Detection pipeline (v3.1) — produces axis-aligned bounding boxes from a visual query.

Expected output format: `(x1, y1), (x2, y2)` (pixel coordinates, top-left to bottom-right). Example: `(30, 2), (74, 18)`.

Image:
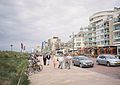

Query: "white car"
(96, 54), (120, 67)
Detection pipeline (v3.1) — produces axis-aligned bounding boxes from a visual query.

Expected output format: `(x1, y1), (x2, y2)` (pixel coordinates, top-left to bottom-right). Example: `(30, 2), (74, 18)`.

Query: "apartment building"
(112, 7), (120, 55)
(89, 10), (114, 47)
(86, 7), (120, 55)
(67, 7), (120, 55)
(74, 29), (85, 54)
(47, 37), (61, 54)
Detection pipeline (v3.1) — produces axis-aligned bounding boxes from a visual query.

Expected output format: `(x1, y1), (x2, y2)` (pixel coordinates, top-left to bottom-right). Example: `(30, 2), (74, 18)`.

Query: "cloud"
(0, 0), (119, 51)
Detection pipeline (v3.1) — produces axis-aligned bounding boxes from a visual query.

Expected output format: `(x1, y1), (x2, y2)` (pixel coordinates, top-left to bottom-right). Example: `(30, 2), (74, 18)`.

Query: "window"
(99, 56), (104, 59)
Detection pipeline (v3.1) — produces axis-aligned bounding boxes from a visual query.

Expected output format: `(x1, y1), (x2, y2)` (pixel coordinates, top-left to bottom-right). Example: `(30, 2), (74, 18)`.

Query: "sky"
(0, 0), (120, 52)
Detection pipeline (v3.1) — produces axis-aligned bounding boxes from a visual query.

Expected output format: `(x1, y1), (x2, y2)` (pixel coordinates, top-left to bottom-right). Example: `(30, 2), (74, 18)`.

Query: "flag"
(24, 46), (25, 50)
(21, 43), (23, 49)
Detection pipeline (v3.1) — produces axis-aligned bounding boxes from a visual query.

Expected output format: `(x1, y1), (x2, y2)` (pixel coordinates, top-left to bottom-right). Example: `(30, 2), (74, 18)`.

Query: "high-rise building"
(89, 10), (114, 47)
(87, 7), (120, 55)
(112, 7), (120, 55)
(67, 7), (120, 55)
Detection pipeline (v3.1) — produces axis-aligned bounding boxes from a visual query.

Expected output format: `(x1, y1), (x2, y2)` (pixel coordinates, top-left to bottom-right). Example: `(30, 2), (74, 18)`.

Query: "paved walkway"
(29, 63), (120, 85)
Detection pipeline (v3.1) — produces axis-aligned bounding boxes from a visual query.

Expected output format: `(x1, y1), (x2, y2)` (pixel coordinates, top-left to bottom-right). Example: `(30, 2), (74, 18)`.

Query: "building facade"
(47, 37), (61, 54)
(87, 7), (120, 55)
(89, 10), (114, 47)
(112, 7), (120, 55)
(67, 7), (120, 56)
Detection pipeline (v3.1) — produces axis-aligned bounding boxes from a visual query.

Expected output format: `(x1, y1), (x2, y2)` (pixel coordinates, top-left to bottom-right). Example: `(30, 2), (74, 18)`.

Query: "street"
(87, 58), (120, 79)
(29, 58), (120, 85)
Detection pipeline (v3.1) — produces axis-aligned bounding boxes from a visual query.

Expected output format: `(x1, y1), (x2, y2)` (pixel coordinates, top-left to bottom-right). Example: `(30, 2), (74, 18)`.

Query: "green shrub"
(0, 51), (29, 85)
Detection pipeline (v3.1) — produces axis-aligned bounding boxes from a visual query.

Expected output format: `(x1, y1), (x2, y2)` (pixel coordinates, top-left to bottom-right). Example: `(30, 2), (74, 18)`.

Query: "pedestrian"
(46, 54), (51, 65)
(58, 55), (64, 69)
(43, 54), (47, 65)
(53, 55), (58, 69)
(65, 54), (72, 69)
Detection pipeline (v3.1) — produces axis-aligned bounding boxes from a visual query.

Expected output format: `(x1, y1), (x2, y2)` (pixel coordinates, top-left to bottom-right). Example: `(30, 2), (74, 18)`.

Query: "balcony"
(113, 39), (120, 45)
(113, 36), (120, 40)
(113, 25), (120, 32)
(114, 18), (120, 23)
(113, 17), (120, 25)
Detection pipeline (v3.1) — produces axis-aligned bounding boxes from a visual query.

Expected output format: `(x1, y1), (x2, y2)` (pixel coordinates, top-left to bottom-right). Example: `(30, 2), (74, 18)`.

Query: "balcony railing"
(113, 26), (120, 31)
(114, 18), (120, 23)
(113, 36), (120, 40)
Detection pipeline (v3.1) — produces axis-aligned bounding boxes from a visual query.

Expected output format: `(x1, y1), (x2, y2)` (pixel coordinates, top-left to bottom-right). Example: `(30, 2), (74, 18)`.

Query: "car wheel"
(91, 64), (94, 68)
(106, 62), (111, 67)
(96, 61), (100, 65)
(79, 64), (83, 68)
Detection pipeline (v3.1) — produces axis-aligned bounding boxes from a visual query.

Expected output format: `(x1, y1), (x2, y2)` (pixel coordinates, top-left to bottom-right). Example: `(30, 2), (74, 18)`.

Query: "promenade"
(29, 64), (120, 85)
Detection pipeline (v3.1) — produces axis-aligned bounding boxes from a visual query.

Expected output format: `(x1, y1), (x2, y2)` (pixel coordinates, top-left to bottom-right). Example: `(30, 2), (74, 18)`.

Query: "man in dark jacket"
(46, 54), (51, 65)
(43, 54), (47, 65)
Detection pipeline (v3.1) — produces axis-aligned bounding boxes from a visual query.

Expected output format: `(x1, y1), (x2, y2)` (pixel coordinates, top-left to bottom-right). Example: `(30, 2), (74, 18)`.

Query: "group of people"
(28, 53), (72, 70)
(53, 54), (72, 70)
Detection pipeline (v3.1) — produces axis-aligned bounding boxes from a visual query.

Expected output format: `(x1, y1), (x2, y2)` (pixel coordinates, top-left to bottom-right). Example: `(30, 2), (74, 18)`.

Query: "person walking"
(65, 54), (72, 69)
(43, 54), (47, 65)
(46, 54), (51, 65)
(58, 55), (64, 69)
(53, 55), (58, 69)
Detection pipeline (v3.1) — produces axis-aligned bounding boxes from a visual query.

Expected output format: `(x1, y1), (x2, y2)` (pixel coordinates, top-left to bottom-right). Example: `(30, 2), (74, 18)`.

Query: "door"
(76, 58), (80, 65)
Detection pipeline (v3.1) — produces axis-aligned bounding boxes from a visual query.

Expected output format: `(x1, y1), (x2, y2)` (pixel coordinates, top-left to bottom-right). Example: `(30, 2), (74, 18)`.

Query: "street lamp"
(69, 32), (75, 56)
(72, 32), (75, 56)
(10, 44), (13, 51)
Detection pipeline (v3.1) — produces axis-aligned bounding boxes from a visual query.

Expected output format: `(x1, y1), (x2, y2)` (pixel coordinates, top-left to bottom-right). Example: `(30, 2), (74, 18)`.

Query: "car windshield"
(106, 56), (116, 59)
(79, 57), (89, 60)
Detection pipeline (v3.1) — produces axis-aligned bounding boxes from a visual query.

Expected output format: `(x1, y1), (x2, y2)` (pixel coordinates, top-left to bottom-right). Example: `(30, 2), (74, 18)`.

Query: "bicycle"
(26, 61), (43, 76)
(32, 63), (43, 72)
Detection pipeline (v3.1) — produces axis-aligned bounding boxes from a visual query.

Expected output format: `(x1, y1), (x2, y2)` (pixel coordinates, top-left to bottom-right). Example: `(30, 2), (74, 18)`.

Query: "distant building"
(74, 29), (85, 54)
(47, 37), (61, 54)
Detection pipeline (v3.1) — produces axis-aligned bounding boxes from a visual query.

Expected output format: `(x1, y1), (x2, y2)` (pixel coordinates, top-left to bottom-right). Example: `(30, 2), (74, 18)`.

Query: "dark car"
(72, 56), (94, 68)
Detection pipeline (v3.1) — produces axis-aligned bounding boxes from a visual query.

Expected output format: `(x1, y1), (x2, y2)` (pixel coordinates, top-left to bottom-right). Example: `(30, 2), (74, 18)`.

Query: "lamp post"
(69, 32), (75, 56)
(10, 44), (13, 51)
(72, 32), (75, 56)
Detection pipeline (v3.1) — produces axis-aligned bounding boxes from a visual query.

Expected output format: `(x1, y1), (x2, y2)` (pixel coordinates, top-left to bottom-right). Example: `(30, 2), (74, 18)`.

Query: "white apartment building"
(67, 29), (85, 54)
(67, 7), (120, 55)
(74, 30), (85, 51)
(47, 37), (61, 54)
(89, 10), (114, 47)
(84, 26), (96, 48)
(112, 7), (120, 55)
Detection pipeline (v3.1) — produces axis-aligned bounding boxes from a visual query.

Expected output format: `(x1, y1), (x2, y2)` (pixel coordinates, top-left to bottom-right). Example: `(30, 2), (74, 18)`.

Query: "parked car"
(72, 56), (94, 68)
(96, 54), (120, 67)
